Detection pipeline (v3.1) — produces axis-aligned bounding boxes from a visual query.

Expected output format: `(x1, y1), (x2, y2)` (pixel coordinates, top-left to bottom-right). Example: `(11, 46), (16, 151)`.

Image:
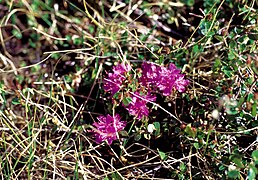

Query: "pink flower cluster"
(93, 61), (189, 144)
(140, 62), (190, 95)
(125, 92), (156, 120)
(93, 114), (126, 145)
(103, 63), (131, 96)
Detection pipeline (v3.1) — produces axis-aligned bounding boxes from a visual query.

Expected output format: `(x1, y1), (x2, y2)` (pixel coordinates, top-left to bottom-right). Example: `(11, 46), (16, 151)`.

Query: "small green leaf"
(193, 142), (201, 149)
(179, 162), (187, 172)
(122, 97), (132, 106)
(237, 97), (245, 107)
(226, 106), (238, 115)
(158, 149), (167, 160)
(134, 134), (141, 141)
(232, 157), (245, 168)
(248, 33), (258, 40)
(51, 53), (61, 60)
(12, 97), (20, 105)
(251, 102), (257, 117)
(228, 170), (240, 178)
(215, 35), (224, 41)
(88, 25), (95, 34)
(65, 35), (72, 41)
(213, 58), (222, 69)
(252, 150), (258, 162)
(73, 37), (83, 45)
(228, 51), (236, 60)
(192, 44), (199, 54)
(247, 94), (254, 102)
(111, 172), (122, 180)
(159, 54), (164, 64)
(12, 29), (22, 39)
(184, 124), (196, 138)
(248, 165), (257, 180)
(182, 0), (195, 6)
(119, 130), (128, 137)
(219, 165), (225, 171)
(153, 122), (160, 136)
(229, 40), (237, 49)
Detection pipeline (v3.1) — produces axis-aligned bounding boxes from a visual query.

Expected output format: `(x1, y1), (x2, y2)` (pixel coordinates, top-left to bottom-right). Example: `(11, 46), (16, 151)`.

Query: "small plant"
(92, 61), (190, 144)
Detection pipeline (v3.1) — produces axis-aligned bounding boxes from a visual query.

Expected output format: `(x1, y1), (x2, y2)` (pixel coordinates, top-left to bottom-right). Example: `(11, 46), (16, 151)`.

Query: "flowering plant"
(94, 61), (189, 144)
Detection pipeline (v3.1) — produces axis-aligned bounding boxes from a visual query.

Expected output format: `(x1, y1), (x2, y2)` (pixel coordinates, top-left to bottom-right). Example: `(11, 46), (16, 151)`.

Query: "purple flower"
(125, 92), (156, 120)
(140, 62), (160, 88)
(112, 62), (131, 75)
(167, 63), (190, 92)
(174, 74), (190, 92)
(168, 63), (181, 74)
(103, 63), (131, 96)
(140, 62), (189, 96)
(93, 114), (126, 145)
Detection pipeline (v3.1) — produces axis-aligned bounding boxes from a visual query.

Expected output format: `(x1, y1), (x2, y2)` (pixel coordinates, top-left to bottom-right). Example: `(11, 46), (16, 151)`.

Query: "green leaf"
(219, 165), (225, 171)
(192, 44), (199, 54)
(134, 134), (141, 141)
(158, 149), (167, 160)
(237, 97), (245, 107)
(12, 29), (22, 39)
(226, 106), (238, 115)
(247, 94), (254, 102)
(153, 122), (160, 136)
(193, 142), (201, 149)
(179, 162), (187, 172)
(213, 58), (222, 69)
(252, 150), (258, 162)
(119, 130), (128, 137)
(88, 25), (95, 34)
(184, 124), (196, 138)
(214, 35), (224, 41)
(182, 0), (195, 6)
(228, 50), (236, 60)
(51, 53), (61, 60)
(232, 157), (245, 168)
(229, 40), (237, 49)
(251, 102), (257, 117)
(12, 97), (20, 105)
(111, 172), (123, 180)
(222, 67), (233, 78)
(159, 54), (164, 64)
(248, 33), (258, 40)
(73, 37), (83, 45)
(228, 170), (240, 179)
(248, 165), (257, 180)
(122, 97), (132, 106)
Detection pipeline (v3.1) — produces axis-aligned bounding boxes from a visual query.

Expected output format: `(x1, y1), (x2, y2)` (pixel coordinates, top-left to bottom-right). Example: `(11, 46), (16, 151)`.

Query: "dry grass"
(0, 0), (257, 179)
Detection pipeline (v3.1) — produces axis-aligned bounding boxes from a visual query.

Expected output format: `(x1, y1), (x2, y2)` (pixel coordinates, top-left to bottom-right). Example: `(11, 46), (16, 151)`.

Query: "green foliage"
(228, 169), (240, 179)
